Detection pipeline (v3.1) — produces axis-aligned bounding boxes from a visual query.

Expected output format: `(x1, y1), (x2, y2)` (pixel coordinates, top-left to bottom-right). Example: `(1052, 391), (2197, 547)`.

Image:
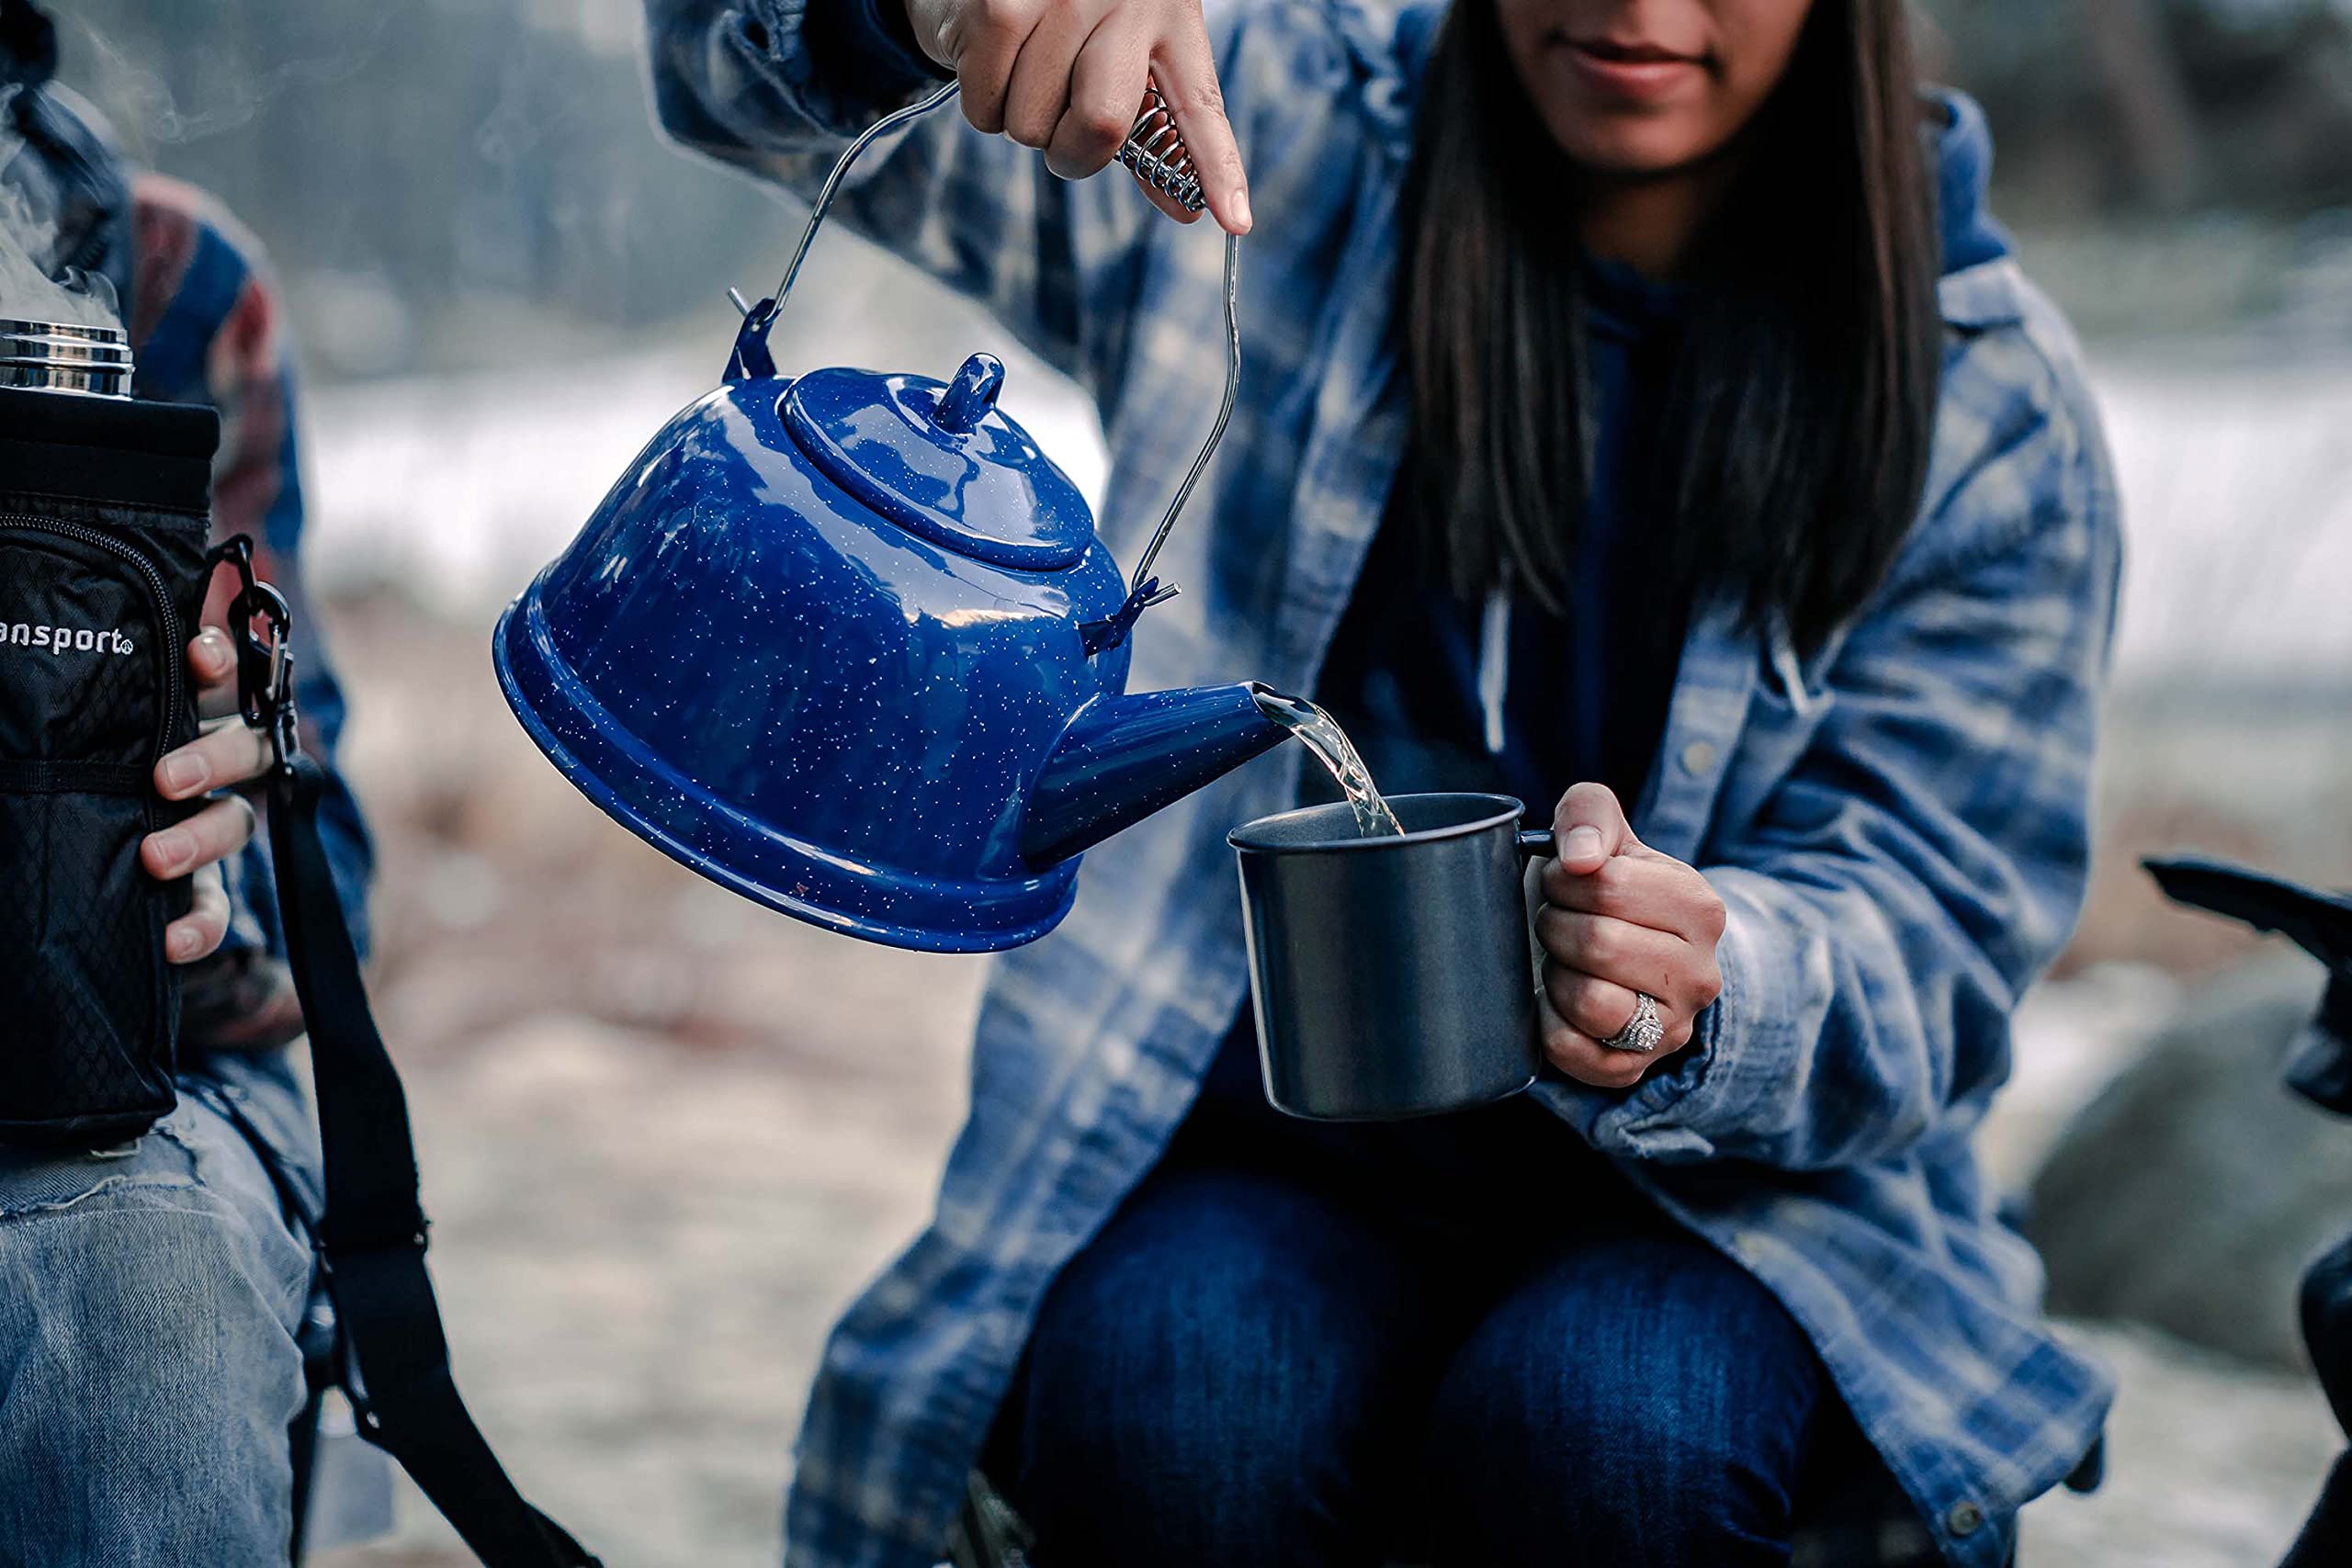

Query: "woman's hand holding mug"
(900, 0), (1252, 233)
(1535, 783), (1726, 1089)
(140, 628), (271, 964)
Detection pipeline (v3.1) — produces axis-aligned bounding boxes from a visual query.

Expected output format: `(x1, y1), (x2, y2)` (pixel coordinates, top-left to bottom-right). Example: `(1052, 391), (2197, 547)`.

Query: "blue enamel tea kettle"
(494, 85), (1293, 953)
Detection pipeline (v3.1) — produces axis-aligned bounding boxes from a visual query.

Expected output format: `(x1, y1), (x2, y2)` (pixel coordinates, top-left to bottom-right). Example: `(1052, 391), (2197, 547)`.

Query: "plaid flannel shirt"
(645, 4), (2122, 1564)
(129, 171), (372, 1039)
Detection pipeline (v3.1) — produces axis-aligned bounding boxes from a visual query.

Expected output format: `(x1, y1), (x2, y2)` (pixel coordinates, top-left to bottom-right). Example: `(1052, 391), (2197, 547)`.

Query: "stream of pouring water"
(1253, 690), (1407, 839)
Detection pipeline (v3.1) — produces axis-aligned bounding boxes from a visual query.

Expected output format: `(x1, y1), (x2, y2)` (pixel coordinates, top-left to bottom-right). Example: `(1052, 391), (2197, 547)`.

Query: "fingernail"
(167, 925), (199, 961)
(149, 828), (192, 874)
(1230, 186), (1252, 232)
(159, 753), (206, 795)
(198, 627), (230, 661)
(1565, 826), (1604, 861)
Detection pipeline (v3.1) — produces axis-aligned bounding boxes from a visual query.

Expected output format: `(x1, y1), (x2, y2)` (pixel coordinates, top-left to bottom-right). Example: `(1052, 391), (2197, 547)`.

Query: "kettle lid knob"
(933, 353), (1004, 434)
(780, 352), (1095, 571)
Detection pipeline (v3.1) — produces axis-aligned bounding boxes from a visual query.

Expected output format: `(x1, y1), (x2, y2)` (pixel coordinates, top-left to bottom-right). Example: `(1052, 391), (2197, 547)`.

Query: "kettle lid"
(783, 351), (1093, 571)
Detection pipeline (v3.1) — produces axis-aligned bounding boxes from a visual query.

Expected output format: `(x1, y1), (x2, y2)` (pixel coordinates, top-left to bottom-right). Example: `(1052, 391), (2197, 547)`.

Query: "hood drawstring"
(1768, 619), (1820, 720)
(1477, 581), (1511, 756)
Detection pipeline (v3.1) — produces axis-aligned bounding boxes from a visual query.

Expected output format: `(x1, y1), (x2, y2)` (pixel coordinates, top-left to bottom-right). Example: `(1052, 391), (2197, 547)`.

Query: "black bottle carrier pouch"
(1, 381), (601, 1562)
(0, 383), (218, 1147)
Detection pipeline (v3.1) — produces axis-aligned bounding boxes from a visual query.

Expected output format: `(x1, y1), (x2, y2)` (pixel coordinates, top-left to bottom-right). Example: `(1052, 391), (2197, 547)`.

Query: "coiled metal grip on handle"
(1118, 85), (1207, 213)
(1103, 79), (1240, 631)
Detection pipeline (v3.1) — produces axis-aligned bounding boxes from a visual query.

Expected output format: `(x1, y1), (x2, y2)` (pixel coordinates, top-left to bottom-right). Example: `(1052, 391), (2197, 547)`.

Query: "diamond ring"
(1601, 992), (1666, 1055)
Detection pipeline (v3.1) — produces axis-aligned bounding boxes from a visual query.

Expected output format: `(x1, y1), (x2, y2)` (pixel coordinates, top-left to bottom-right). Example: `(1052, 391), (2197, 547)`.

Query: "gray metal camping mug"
(1228, 792), (1554, 1121)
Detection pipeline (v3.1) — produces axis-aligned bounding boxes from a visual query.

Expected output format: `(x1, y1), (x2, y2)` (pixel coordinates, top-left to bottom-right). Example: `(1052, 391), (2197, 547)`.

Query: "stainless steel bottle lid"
(1, 317), (134, 399)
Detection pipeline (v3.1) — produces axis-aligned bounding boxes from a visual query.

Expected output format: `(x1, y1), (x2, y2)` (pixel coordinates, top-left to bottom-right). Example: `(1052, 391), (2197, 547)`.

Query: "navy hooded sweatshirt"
(1308, 92), (2018, 830)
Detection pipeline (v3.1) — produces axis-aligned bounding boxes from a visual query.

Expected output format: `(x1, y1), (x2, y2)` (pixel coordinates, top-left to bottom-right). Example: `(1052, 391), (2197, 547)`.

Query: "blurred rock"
(2022, 1323), (2340, 1567)
(2029, 954), (2352, 1369)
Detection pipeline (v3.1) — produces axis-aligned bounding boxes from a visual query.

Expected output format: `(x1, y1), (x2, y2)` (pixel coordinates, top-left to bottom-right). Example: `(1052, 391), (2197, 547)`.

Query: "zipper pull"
(1477, 582), (1511, 757)
(1767, 618), (1819, 719)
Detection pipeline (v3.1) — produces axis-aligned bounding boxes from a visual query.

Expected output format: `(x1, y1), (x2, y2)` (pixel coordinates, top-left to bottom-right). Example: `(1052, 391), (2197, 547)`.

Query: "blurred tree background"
(58, 0), (774, 378)
(1927, 0), (2352, 212)
(54, 0), (2352, 380)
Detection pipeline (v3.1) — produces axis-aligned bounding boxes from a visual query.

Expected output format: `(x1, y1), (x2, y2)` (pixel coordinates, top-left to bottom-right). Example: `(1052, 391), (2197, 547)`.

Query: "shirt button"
(1679, 740), (1717, 776)
(1946, 1501), (1984, 1537)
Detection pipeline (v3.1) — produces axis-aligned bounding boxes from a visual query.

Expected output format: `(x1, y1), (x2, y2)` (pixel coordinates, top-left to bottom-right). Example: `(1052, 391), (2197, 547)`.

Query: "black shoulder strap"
(269, 754), (600, 1568)
(209, 531), (595, 1566)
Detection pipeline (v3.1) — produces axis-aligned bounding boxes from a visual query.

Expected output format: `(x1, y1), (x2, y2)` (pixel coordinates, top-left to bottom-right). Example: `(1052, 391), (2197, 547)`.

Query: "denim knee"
(1012, 1164), (1430, 1568)
(1417, 1235), (1828, 1568)
(1423, 1375), (1802, 1566)
(0, 1095), (312, 1565)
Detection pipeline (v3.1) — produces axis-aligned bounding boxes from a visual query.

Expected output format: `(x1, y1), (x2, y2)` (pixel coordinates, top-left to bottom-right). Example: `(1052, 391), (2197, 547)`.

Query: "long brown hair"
(1399, 0), (1942, 655)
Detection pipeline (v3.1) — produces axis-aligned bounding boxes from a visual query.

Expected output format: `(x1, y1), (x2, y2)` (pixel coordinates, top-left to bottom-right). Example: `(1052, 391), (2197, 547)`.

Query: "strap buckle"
(204, 536), (300, 775)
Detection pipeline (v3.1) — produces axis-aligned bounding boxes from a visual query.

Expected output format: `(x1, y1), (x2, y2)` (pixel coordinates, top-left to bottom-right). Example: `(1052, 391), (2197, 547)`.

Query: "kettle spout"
(1020, 682), (1291, 869)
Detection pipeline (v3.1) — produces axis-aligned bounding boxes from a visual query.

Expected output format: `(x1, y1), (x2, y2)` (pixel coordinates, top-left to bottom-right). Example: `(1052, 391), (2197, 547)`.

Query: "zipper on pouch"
(0, 513), (188, 771)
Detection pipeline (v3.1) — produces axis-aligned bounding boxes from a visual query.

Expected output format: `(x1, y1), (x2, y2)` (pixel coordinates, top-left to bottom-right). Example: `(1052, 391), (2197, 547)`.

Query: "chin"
(1545, 113), (1725, 178)
(1561, 129), (1712, 178)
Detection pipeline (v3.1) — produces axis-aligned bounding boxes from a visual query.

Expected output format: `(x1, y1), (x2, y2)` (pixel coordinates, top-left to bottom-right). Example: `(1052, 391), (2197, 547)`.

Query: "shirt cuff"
(804, 0), (954, 90)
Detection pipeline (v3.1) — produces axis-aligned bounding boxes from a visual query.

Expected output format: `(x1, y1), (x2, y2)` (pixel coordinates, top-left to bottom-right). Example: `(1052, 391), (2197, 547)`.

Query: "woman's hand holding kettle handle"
(900, 0), (1253, 234)
(1533, 783), (1728, 1090)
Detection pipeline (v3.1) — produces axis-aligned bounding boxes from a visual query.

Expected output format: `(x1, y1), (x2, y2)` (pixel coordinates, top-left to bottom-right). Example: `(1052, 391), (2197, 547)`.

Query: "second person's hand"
(901, 0), (1252, 233)
(141, 627), (273, 964)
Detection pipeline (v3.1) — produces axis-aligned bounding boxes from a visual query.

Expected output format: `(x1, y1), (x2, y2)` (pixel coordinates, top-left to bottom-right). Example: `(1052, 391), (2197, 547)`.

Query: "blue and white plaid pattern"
(646, 5), (2122, 1564)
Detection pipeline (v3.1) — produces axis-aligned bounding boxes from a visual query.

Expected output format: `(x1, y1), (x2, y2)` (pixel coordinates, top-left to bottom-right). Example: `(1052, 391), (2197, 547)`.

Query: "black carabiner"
(204, 536), (300, 773)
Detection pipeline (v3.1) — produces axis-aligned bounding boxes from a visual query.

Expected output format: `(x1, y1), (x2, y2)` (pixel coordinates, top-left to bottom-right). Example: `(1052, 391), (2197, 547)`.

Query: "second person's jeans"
(0, 1051), (320, 1566)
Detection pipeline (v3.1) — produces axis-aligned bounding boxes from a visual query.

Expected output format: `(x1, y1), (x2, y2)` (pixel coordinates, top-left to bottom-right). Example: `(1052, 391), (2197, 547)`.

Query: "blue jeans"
(1006, 1039), (1841, 1567)
(0, 1052), (319, 1566)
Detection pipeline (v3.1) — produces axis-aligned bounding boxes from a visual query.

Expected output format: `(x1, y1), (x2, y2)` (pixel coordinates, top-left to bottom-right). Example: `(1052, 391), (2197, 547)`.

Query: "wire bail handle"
(729, 77), (1241, 654)
(725, 78), (963, 380)
(205, 535), (300, 776)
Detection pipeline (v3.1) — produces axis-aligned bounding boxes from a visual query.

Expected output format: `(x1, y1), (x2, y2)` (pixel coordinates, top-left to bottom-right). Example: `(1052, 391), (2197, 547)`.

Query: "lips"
(1558, 34), (1708, 102)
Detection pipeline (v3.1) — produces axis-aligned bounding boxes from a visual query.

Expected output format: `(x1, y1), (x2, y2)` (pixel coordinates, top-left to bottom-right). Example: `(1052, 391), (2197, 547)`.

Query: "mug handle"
(1516, 829), (1555, 991)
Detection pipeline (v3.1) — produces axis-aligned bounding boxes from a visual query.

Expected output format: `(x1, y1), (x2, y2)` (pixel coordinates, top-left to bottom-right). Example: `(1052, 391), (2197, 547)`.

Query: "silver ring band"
(1601, 992), (1666, 1055)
